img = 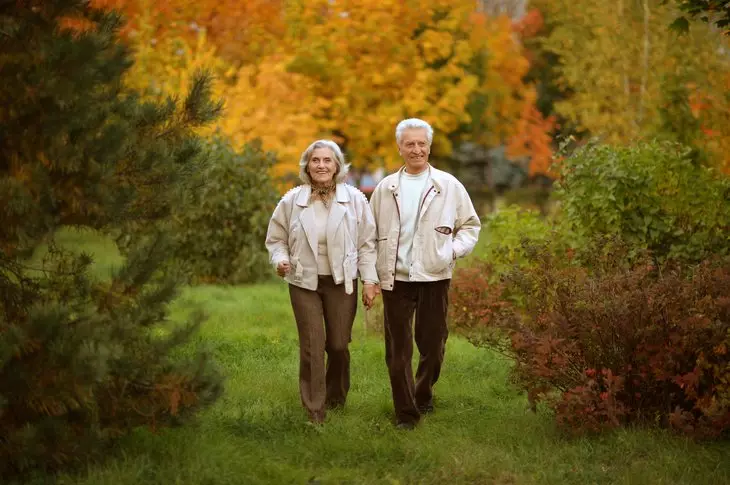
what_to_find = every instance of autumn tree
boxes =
[96,0,555,179]
[531,0,730,172]
[92,0,286,66]
[0,0,223,475]
[223,0,554,175]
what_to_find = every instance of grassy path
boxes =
[36,280,730,485]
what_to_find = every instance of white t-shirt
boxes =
[395,169,430,281]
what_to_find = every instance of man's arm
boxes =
[356,193,378,283]
[369,183,382,236]
[452,185,481,259]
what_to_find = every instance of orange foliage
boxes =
[513,8,545,38]
[506,89,556,176]
[92,0,555,180]
[91,0,285,65]
[688,75,730,175]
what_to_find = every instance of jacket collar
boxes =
[386,164,444,192]
[295,183,351,207]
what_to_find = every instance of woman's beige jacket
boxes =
[265,183,378,294]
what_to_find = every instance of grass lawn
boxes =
[21,229,730,485]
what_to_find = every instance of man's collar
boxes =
[387,164,443,191]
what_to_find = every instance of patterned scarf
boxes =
[310,182,336,208]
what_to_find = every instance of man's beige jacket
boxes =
[370,165,481,291]
[265,183,378,294]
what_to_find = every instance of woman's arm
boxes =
[265,197,291,273]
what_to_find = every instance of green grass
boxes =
[27,226,125,281]
[21,230,730,484]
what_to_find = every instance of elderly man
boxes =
[370,118,481,429]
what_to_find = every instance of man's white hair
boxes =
[299,139,349,185]
[395,118,433,146]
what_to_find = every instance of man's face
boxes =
[398,128,430,174]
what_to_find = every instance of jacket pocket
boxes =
[422,228,453,274]
[375,237,389,277]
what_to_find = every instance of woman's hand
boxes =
[276,261,291,277]
[362,283,379,309]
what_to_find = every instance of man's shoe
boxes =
[395,421,416,430]
[417,403,434,414]
[325,400,345,410]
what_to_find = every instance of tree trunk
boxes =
[618,0,630,99]
[639,0,651,125]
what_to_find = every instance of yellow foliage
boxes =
[123,8,230,113]
[115,0,552,181]
[257,0,543,173]
[220,58,327,180]
[535,0,730,165]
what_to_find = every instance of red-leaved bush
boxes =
[449,260,507,341]
[453,243,730,437]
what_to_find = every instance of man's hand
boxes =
[276,261,291,277]
[362,283,379,309]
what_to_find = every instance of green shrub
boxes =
[469,206,556,275]
[451,206,558,339]
[173,138,279,284]
[555,140,730,263]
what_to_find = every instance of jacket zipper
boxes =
[392,192,401,281]
[416,186,434,229]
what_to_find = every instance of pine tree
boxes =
[0,0,224,476]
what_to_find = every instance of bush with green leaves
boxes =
[450,206,557,333]
[469,206,556,275]
[173,138,279,284]
[555,140,730,263]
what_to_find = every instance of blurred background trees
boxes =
[89,0,729,210]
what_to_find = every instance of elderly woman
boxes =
[265,140,379,424]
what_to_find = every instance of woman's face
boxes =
[308,147,338,185]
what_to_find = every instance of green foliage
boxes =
[172,138,279,284]
[0,0,223,476]
[469,206,555,275]
[451,207,557,334]
[555,140,730,263]
[667,0,730,34]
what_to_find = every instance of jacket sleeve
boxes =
[356,192,379,283]
[452,185,481,259]
[369,182,383,239]
[265,196,291,268]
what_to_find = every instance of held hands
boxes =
[362,283,380,310]
[276,261,291,277]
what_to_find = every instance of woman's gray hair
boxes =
[395,118,433,146]
[299,139,350,185]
